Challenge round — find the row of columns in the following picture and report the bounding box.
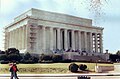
[5,25,103,53]
[5,25,27,50]
[39,26,103,53]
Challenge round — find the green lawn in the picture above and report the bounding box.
[0,62,113,74]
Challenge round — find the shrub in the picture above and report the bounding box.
[0,54,8,61]
[0,60,9,64]
[40,54,52,61]
[0,51,5,54]
[69,63,79,72]
[31,56,39,63]
[7,54,22,62]
[24,52,31,60]
[79,64,87,71]
[62,59,72,63]
[52,55,63,62]
[5,48,20,55]
[20,59,34,64]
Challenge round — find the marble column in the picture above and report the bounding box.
[90,32,93,53]
[64,29,68,50]
[5,32,8,49]
[100,33,103,53]
[78,31,81,51]
[50,27,53,50]
[16,28,19,49]
[18,28,20,49]
[9,32,11,47]
[42,26,46,50]
[57,28,61,50]
[9,31,11,47]
[20,27,22,50]
[10,31,13,47]
[84,32,87,52]
[95,33,98,53]
[25,25,29,51]
[14,29,17,48]
[13,30,15,47]
[23,26,26,49]
[72,30,75,50]
[54,29,57,49]
[11,31,14,47]
[4,32,6,49]
[21,26,24,49]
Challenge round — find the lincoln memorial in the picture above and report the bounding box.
[4,8,107,61]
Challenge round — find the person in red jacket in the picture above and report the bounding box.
[9,63,19,79]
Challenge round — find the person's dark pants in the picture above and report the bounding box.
[10,72,19,79]
[14,72,19,79]
[10,72,14,79]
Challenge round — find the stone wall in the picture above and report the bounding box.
[114,63,120,72]
[95,66,114,73]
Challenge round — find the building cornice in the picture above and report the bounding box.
[5,15,29,29]
[29,16,104,30]
[5,15,104,31]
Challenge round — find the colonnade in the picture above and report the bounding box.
[5,25,27,50]
[35,25,103,53]
[5,25,103,53]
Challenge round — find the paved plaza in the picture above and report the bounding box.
[1,76,120,79]
[0,73,120,79]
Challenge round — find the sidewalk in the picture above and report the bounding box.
[0,73,120,79]
[0,73,120,77]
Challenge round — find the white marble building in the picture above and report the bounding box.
[4,8,104,56]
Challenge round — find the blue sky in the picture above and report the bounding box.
[0,0,120,53]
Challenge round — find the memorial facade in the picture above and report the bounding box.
[4,8,103,55]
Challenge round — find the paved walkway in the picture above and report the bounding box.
[1,76,120,79]
[0,73,120,79]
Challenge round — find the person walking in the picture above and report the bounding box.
[9,63,19,79]
[9,63,14,79]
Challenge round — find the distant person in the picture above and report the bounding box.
[9,63,19,79]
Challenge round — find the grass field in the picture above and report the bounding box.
[0,62,113,74]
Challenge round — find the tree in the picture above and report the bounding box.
[116,51,120,55]
[5,48,20,55]
[109,54,119,62]
[3,48,22,62]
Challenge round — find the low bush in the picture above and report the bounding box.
[40,54,52,61]
[52,55,63,62]
[79,64,87,71]
[7,54,22,62]
[31,56,39,63]
[0,54,8,61]
[62,59,72,63]
[69,63,79,72]
[21,60,34,64]
[0,60,9,64]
